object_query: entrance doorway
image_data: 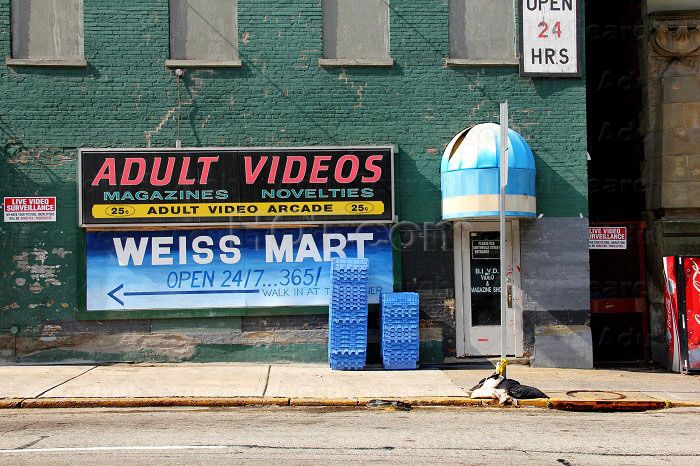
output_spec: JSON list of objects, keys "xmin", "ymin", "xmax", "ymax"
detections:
[{"xmin": 453, "ymin": 221, "xmax": 523, "ymax": 357}]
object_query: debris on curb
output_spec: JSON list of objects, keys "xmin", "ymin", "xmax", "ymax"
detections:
[{"xmin": 366, "ymin": 400, "xmax": 412, "ymax": 411}]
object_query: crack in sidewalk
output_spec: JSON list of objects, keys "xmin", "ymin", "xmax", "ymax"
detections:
[
  {"xmin": 32, "ymin": 366, "xmax": 98, "ymax": 399},
  {"xmin": 261, "ymin": 365, "xmax": 271, "ymax": 397}
]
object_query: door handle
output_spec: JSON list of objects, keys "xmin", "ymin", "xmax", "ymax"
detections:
[{"xmin": 507, "ymin": 285, "xmax": 513, "ymax": 308}]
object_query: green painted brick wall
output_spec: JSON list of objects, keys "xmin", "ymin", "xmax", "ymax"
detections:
[{"xmin": 0, "ymin": 1, "xmax": 587, "ymax": 346}]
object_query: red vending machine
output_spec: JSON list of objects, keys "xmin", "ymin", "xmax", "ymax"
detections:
[{"xmin": 663, "ymin": 256, "xmax": 700, "ymax": 373}]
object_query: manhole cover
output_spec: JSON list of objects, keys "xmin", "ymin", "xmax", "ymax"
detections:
[{"xmin": 565, "ymin": 390, "xmax": 626, "ymax": 400}]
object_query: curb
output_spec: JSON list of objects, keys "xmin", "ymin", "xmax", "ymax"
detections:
[
  {"xmin": 290, "ymin": 398, "xmax": 358, "ymax": 407},
  {"xmin": 18, "ymin": 397, "xmax": 290, "ymax": 409},
  {"xmin": 2, "ymin": 397, "xmax": 698, "ymax": 411},
  {"xmin": 0, "ymin": 399, "xmax": 23, "ymax": 409},
  {"xmin": 668, "ymin": 401, "xmax": 700, "ymax": 408},
  {"xmin": 537, "ymin": 399, "xmax": 670, "ymax": 412}
]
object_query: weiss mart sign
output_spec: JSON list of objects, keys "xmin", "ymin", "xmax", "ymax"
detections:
[
  {"xmin": 86, "ymin": 226, "xmax": 394, "ymax": 311},
  {"xmin": 519, "ymin": 0, "xmax": 580, "ymax": 77},
  {"xmin": 589, "ymin": 227, "xmax": 627, "ymax": 250},
  {"xmin": 3, "ymin": 197, "xmax": 56, "ymax": 222}
]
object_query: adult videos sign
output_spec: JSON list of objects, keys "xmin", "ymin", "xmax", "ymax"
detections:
[{"xmin": 79, "ymin": 147, "xmax": 394, "ymax": 226}]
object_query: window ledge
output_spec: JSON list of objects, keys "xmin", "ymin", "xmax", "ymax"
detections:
[
  {"xmin": 165, "ymin": 59, "xmax": 242, "ymax": 68},
  {"xmin": 319, "ymin": 58, "xmax": 394, "ymax": 67},
  {"xmin": 446, "ymin": 58, "xmax": 519, "ymax": 67},
  {"xmin": 6, "ymin": 58, "xmax": 88, "ymax": 67}
]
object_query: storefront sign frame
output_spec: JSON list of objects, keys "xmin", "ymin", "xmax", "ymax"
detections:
[
  {"xmin": 78, "ymin": 146, "xmax": 395, "ymax": 228},
  {"xmin": 518, "ymin": 0, "xmax": 581, "ymax": 78},
  {"xmin": 80, "ymin": 225, "xmax": 398, "ymax": 318}
]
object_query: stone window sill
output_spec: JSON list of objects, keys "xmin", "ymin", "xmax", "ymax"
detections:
[
  {"xmin": 165, "ymin": 59, "xmax": 242, "ymax": 68},
  {"xmin": 6, "ymin": 58, "xmax": 88, "ymax": 67},
  {"xmin": 446, "ymin": 58, "xmax": 519, "ymax": 66},
  {"xmin": 319, "ymin": 58, "xmax": 394, "ymax": 67}
]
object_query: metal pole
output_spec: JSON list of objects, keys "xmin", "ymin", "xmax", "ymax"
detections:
[{"xmin": 499, "ymin": 102, "xmax": 509, "ymax": 378}]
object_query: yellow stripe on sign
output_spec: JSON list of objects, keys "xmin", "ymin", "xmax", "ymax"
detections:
[{"xmin": 92, "ymin": 201, "xmax": 385, "ymax": 219}]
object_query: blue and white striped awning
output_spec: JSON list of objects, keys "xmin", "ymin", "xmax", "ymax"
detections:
[{"xmin": 441, "ymin": 123, "xmax": 536, "ymax": 220}]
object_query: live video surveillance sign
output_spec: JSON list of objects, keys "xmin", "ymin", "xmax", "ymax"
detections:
[{"xmin": 519, "ymin": 0, "xmax": 580, "ymax": 77}]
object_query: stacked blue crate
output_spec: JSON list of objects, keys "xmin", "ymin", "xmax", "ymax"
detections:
[
  {"xmin": 328, "ymin": 258, "xmax": 369, "ymax": 370},
  {"xmin": 380, "ymin": 292, "xmax": 420, "ymax": 370}
]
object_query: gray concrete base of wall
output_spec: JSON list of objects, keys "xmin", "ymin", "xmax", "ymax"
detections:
[
  {"xmin": 532, "ymin": 324, "xmax": 594, "ymax": 369},
  {"xmin": 520, "ymin": 217, "xmax": 593, "ymax": 368}
]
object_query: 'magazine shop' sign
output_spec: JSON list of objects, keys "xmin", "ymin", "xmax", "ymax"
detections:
[
  {"xmin": 86, "ymin": 226, "xmax": 394, "ymax": 311},
  {"xmin": 79, "ymin": 147, "xmax": 394, "ymax": 226},
  {"xmin": 519, "ymin": 0, "xmax": 580, "ymax": 77}
]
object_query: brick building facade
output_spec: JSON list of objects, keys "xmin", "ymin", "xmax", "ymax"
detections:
[{"xmin": 0, "ymin": 1, "xmax": 590, "ymax": 366}]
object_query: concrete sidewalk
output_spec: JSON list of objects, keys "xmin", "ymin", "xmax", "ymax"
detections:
[{"xmin": 1, "ymin": 363, "xmax": 698, "ymax": 410}]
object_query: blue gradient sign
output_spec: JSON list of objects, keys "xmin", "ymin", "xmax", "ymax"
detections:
[{"xmin": 86, "ymin": 226, "xmax": 393, "ymax": 311}]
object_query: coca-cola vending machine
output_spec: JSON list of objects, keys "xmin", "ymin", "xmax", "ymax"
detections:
[{"xmin": 663, "ymin": 256, "xmax": 700, "ymax": 373}]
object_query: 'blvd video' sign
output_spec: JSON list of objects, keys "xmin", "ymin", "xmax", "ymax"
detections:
[{"xmin": 519, "ymin": 0, "xmax": 580, "ymax": 77}]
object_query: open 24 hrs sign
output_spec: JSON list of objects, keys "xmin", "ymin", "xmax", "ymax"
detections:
[{"xmin": 519, "ymin": 0, "xmax": 580, "ymax": 77}]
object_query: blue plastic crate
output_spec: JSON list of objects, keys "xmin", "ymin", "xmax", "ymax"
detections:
[
  {"xmin": 382, "ymin": 341, "xmax": 419, "ymax": 353},
  {"xmin": 382, "ymin": 333, "xmax": 419, "ymax": 345},
  {"xmin": 330, "ymin": 309, "xmax": 366, "ymax": 319},
  {"xmin": 330, "ymin": 310, "xmax": 367, "ymax": 322},
  {"xmin": 329, "ymin": 357, "xmax": 366, "ymax": 371},
  {"xmin": 330, "ymin": 299, "xmax": 367, "ymax": 311},
  {"xmin": 329, "ymin": 348, "xmax": 366, "ymax": 357},
  {"xmin": 331, "ymin": 258, "xmax": 369, "ymax": 283},
  {"xmin": 380, "ymin": 294, "xmax": 419, "ymax": 327},
  {"xmin": 328, "ymin": 258, "xmax": 370, "ymax": 371},
  {"xmin": 331, "ymin": 257, "xmax": 369, "ymax": 272},
  {"xmin": 329, "ymin": 328, "xmax": 367, "ymax": 347},
  {"xmin": 381, "ymin": 321, "xmax": 417, "ymax": 334},
  {"xmin": 382, "ymin": 347, "xmax": 419, "ymax": 361},
  {"xmin": 382, "ymin": 343, "xmax": 418, "ymax": 354},
  {"xmin": 382, "ymin": 360, "xmax": 418, "ymax": 370},
  {"xmin": 330, "ymin": 314, "xmax": 367, "ymax": 323},
  {"xmin": 380, "ymin": 294, "xmax": 419, "ymax": 328},
  {"xmin": 381, "ymin": 292, "xmax": 419, "ymax": 310},
  {"xmin": 379, "ymin": 292, "xmax": 420, "ymax": 370},
  {"xmin": 329, "ymin": 317, "xmax": 367, "ymax": 337},
  {"xmin": 331, "ymin": 288, "xmax": 368, "ymax": 313},
  {"xmin": 381, "ymin": 311, "xmax": 419, "ymax": 322},
  {"xmin": 330, "ymin": 302, "xmax": 368, "ymax": 315},
  {"xmin": 331, "ymin": 284, "xmax": 368, "ymax": 301},
  {"xmin": 329, "ymin": 348, "xmax": 366, "ymax": 370}
]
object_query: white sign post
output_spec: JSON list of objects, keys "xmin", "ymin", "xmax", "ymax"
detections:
[
  {"xmin": 519, "ymin": 0, "xmax": 581, "ymax": 77},
  {"xmin": 499, "ymin": 102, "xmax": 509, "ymax": 376}
]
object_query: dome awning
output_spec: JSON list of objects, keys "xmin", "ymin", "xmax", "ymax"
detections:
[{"xmin": 441, "ymin": 123, "xmax": 536, "ymax": 220}]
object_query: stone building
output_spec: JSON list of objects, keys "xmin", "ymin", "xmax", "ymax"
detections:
[
  {"xmin": 640, "ymin": 1, "xmax": 700, "ymax": 364},
  {"xmin": 585, "ymin": 0, "xmax": 700, "ymax": 367}
]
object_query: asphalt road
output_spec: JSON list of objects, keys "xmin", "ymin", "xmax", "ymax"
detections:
[{"xmin": 0, "ymin": 407, "xmax": 698, "ymax": 465}]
